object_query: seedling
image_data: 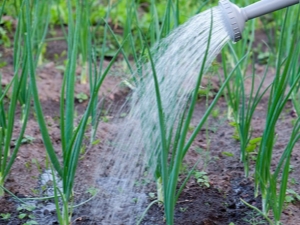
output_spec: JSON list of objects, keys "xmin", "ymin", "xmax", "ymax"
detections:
[
  {"xmin": 194, "ymin": 171, "xmax": 210, "ymax": 188},
  {"xmin": 86, "ymin": 187, "xmax": 98, "ymax": 196},
  {"xmin": 120, "ymin": 113, "xmax": 127, "ymax": 118},
  {"xmin": 179, "ymin": 207, "xmax": 188, "ymax": 212},
  {"xmin": 31, "ymin": 159, "xmax": 42, "ymax": 173},
  {"xmin": 211, "ymin": 107, "xmax": 220, "ymax": 118},
  {"xmin": 246, "ymin": 137, "xmax": 262, "ymax": 154},
  {"xmin": 288, "ymin": 165, "xmax": 294, "ymax": 173},
  {"xmin": 148, "ymin": 192, "xmax": 156, "ymax": 199},
  {"xmin": 229, "ymin": 121, "xmax": 240, "ymax": 141},
  {"xmin": 0, "ymin": 213, "xmax": 10, "ymax": 220},
  {"xmin": 75, "ymin": 92, "xmax": 88, "ymax": 103},
  {"xmin": 24, "ymin": 161, "xmax": 32, "ymax": 171},
  {"xmin": 91, "ymin": 139, "xmax": 101, "ymax": 145},
  {"xmin": 198, "ymin": 87, "xmax": 215, "ymax": 98},
  {"xmin": 18, "ymin": 213, "xmax": 27, "ymax": 219},
  {"xmin": 285, "ymin": 189, "xmax": 300, "ymax": 203},
  {"xmin": 101, "ymin": 116, "xmax": 110, "ymax": 123},
  {"xmin": 23, "ymin": 221, "xmax": 38, "ymax": 225},
  {"xmin": 30, "ymin": 188, "xmax": 39, "ymax": 196},
  {"xmin": 290, "ymin": 178, "xmax": 298, "ymax": 185},
  {"xmin": 222, "ymin": 152, "xmax": 234, "ymax": 157},
  {"xmin": 17, "ymin": 204, "xmax": 36, "ymax": 212},
  {"xmin": 80, "ymin": 146, "xmax": 86, "ymax": 155},
  {"xmin": 242, "ymin": 209, "xmax": 270, "ymax": 225}
]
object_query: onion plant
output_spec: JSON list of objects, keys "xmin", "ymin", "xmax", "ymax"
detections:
[
  {"xmin": 266, "ymin": 4, "xmax": 300, "ymax": 117},
  {"xmin": 145, "ymin": 11, "xmax": 246, "ymax": 224},
  {"xmin": 0, "ymin": 0, "xmax": 32, "ymax": 197},
  {"xmin": 219, "ymin": 9, "xmax": 261, "ymax": 178},
  {"xmin": 0, "ymin": 64, "xmax": 31, "ymax": 198},
  {"xmin": 24, "ymin": 0, "xmax": 124, "ymax": 223},
  {"xmin": 254, "ymin": 6, "xmax": 300, "ymax": 222},
  {"xmin": 237, "ymin": 60, "xmax": 270, "ymax": 177}
]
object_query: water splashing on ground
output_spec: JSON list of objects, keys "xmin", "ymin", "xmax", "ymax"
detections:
[{"xmin": 91, "ymin": 6, "xmax": 230, "ymax": 224}]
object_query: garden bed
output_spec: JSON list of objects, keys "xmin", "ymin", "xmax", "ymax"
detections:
[{"xmin": 0, "ymin": 56, "xmax": 300, "ymax": 224}]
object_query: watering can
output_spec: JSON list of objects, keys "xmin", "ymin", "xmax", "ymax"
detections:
[{"xmin": 219, "ymin": 0, "xmax": 300, "ymax": 42}]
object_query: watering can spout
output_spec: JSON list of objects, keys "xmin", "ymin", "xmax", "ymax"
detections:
[{"xmin": 219, "ymin": 0, "xmax": 300, "ymax": 42}]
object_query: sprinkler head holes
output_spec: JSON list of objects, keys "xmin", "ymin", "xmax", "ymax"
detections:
[
  {"xmin": 219, "ymin": 0, "xmax": 246, "ymax": 43},
  {"xmin": 219, "ymin": 0, "xmax": 300, "ymax": 42}
]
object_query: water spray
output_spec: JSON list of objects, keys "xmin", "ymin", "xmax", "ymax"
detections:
[{"xmin": 219, "ymin": 0, "xmax": 300, "ymax": 42}]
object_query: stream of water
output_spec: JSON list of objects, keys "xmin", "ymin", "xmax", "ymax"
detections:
[{"xmin": 91, "ymin": 6, "xmax": 230, "ymax": 224}]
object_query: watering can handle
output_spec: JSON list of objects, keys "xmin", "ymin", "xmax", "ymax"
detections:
[{"xmin": 242, "ymin": 0, "xmax": 300, "ymax": 21}]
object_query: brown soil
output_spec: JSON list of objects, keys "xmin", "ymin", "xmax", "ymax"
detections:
[{"xmin": 0, "ymin": 31, "xmax": 300, "ymax": 225}]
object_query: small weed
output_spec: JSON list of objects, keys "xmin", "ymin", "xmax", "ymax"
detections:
[
  {"xmin": 179, "ymin": 163, "xmax": 188, "ymax": 175},
  {"xmin": 0, "ymin": 26, "xmax": 11, "ymax": 48},
  {"xmin": 18, "ymin": 213, "xmax": 27, "ymax": 219},
  {"xmin": 0, "ymin": 213, "xmax": 11, "ymax": 220},
  {"xmin": 134, "ymin": 177, "xmax": 151, "ymax": 187},
  {"xmin": 290, "ymin": 178, "xmax": 298, "ymax": 185},
  {"xmin": 12, "ymin": 135, "xmax": 35, "ymax": 146},
  {"xmin": 0, "ymin": 60, "xmax": 7, "ymax": 68},
  {"xmin": 211, "ymin": 107, "xmax": 220, "ymax": 118},
  {"xmin": 21, "ymin": 135, "xmax": 35, "ymax": 144},
  {"xmin": 23, "ymin": 220, "xmax": 38, "ymax": 225},
  {"xmin": 80, "ymin": 146, "xmax": 86, "ymax": 155},
  {"xmin": 198, "ymin": 85, "xmax": 216, "ymax": 98},
  {"xmin": 101, "ymin": 116, "xmax": 110, "ymax": 122},
  {"xmin": 188, "ymin": 125, "xmax": 195, "ymax": 132},
  {"xmin": 24, "ymin": 161, "xmax": 32, "ymax": 171},
  {"xmin": 86, "ymin": 187, "xmax": 98, "ymax": 196},
  {"xmin": 120, "ymin": 113, "xmax": 127, "ymax": 118},
  {"xmin": 257, "ymin": 51, "xmax": 270, "ymax": 65},
  {"xmin": 41, "ymin": 184, "xmax": 47, "ymax": 192},
  {"xmin": 285, "ymin": 189, "xmax": 300, "ymax": 203},
  {"xmin": 31, "ymin": 159, "xmax": 42, "ymax": 173},
  {"xmin": 229, "ymin": 121, "xmax": 240, "ymax": 140},
  {"xmin": 148, "ymin": 192, "xmax": 156, "ymax": 199},
  {"xmin": 15, "ymin": 203, "xmax": 38, "ymax": 225},
  {"xmin": 194, "ymin": 171, "xmax": 210, "ymax": 188},
  {"xmin": 30, "ymin": 188, "xmax": 39, "ymax": 195},
  {"xmin": 28, "ymin": 214, "xmax": 35, "ymax": 219},
  {"xmin": 289, "ymin": 165, "xmax": 295, "ymax": 173},
  {"xmin": 92, "ymin": 139, "xmax": 101, "ymax": 145},
  {"xmin": 243, "ymin": 211, "xmax": 268, "ymax": 225},
  {"xmin": 246, "ymin": 137, "xmax": 262, "ymax": 154},
  {"xmin": 75, "ymin": 92, "xmax": 88, "ymax": 103},
  {"xmin": 179, "ymin": 207, "xmax": 188, "ymax": 212},
  {"xmin": 17, "ymin": 204, "xmax": 35, "ymax": 212},
  {"xmin": 222, "ymin": 151, "xmax": 234, "ymax": 157}
]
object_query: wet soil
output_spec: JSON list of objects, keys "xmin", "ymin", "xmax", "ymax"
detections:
[{"xmin": 1, "ymin": 30, "xmax": 300, "ymax": 225}]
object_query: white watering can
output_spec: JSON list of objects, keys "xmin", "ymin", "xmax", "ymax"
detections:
[{"xmin": 219, "ymin": 0, "xmax": 300, "ymax": 42}]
